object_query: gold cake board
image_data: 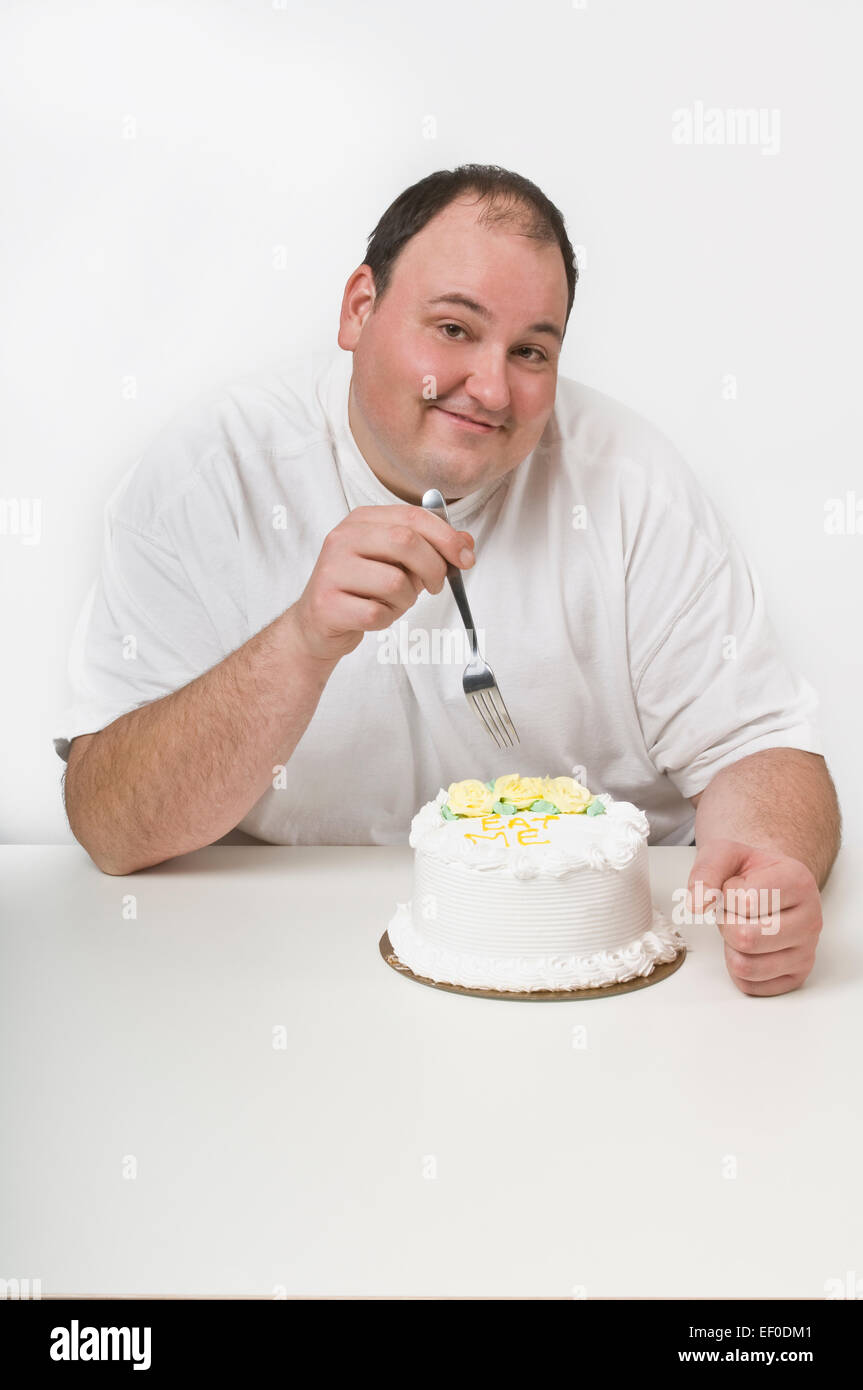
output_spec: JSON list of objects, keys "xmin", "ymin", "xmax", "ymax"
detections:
[{"xmin": 379, "ymin": 930, "xmax": 686, "ymax": 1002}]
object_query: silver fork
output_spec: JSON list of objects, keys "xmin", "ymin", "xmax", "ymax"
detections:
[{"xmin": 421, "ymin": 488, "xmax": 519, "ymax": 749}]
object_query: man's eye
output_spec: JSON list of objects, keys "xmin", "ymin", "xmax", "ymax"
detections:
[{"xmin": 438, "ymin": 324, "xmax": 547, "ymax": 362}]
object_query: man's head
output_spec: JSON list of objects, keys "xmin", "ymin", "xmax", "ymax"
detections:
[{"xmin": 337, "ymin": 164, "xmax": 577, "ymax": 504}]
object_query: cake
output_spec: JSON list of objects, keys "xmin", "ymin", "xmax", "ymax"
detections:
[{"xmin": 386, "ymin": 774, "xmax": 685, "ymax": 994}]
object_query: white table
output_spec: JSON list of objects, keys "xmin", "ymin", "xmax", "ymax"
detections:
[{"xmin": 1, "ymin": 843, "xmax": 859, "ymax": 1299}]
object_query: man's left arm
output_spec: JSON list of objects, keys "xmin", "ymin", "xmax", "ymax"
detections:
[{"xmin": 688, "ymin": 748, "xmax": 842, "ymax": 995}]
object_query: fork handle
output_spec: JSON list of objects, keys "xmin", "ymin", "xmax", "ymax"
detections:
[{"xmin": 421, "ymin": 489, "xmax": 480, "ymax": 659}]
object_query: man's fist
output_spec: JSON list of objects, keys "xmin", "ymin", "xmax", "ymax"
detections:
[
  {"xmin": 687, "ymin": 838, "xmax": 823, "ymax": 996},
  {"xmin": 289, "ymin": 503, "xmax": 476, "ymax": 664}
]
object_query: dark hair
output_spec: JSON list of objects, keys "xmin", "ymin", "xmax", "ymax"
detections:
[{"xmin": 363, "ymin": 163, "xmax": 578, "ymax": 338}]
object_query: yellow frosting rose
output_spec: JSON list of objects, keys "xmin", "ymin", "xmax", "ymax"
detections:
[
  {"xmin": 542, "ymin": 775, "xmax": 592, "ymax": 813},
  {"xmin": 446, "ymin": 779, "xmax": 496, "ymax": 817},
  {"xmin": 492, "ymin": 774, "xmax": 549, "ymax": 810}
]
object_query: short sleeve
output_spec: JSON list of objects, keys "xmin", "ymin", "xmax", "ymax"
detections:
[
  {"xmin": 53, "ymin": 510, "xmax": 229, "ymax": 762},
  {"xmin": 631, "ymin": 528, "xmax": 823, "ymax": 799}
]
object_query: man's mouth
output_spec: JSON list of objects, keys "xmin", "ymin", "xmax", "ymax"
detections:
[{"xmin": 433, "ymin": 406, "xmax": 500, "ymax": 434}]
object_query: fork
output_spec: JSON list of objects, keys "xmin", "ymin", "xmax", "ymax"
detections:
[{"xmin": 420, "ymin": 488, "xmax": 519, "ymax": 749}]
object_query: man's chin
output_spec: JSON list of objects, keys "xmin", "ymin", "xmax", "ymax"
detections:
[
  {"xmin": 413, "ymin": 453, "xmax": 505, "ymax": 498},
  {"xmin": 417, "ymin": 469, "xmax": 497, "ymax": 504}
]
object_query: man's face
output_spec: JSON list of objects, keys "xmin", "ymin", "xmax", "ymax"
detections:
[{"xmin": 337, "ymin": 196, "xmax": 568, "ymax": 504}]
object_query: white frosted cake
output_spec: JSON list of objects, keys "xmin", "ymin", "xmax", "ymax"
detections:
[{"xmin": 387, "ymin": 774, "xmax": 684, "ymax": 994}]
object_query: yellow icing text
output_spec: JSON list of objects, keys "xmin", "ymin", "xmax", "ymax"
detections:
[
  {"xmin": 464, "ymin": 831, "xmax": 509, "ymax": 847},
  {"xmin": 516, "ymin": 828, "xmax": 551, "ymax": 846},
  {"xmin": 463, "ymin": 813, "xmax": 557, "ymax": 849}
]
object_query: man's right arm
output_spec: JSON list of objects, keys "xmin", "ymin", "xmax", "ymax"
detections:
[
  {"xmin": 63, "ymin": 502, "xmax": 477, "ymax": 875},
  {"xmin": 63, "ymin": 606, "xmax": 340, "ymax": 875}
]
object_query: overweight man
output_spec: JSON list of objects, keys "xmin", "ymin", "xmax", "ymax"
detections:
[{"xmin": 55, "ymin": 163, "xmax": 841, "ymax": 996}]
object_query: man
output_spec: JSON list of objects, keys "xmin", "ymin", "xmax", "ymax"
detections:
[{"xmin": 55, "ymin": 164, "xmax": 841, "ymax": 995}]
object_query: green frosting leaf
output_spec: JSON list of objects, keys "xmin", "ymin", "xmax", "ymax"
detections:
[
  {"xmin": 485, "ymin": 779, "xmax": 496, "ymax": 791},
  {"xmin": 493, "ymin": 800, "xmax": 518, "ymax": 816},
  {"xmin": 528, "ymin": 799, "xmax": 559, "ymax": 813},
  {"xmin": 585, "ymin": 798, "xmax": 606, "ymax": 817},
  {"xmin": 441, "ymin": 803, "xmax": 459, "ymax": 820}
]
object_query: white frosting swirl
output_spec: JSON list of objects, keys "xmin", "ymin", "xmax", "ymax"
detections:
[{"xmin": 388, "ymin": 903, "xmax": 684, "ymax": 993}]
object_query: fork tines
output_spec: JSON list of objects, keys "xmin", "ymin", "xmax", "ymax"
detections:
[{"xmin": 468, "ymin": 685, "xmax": 519, "ymax": 748}]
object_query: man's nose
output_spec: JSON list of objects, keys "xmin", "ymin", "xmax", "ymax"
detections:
[{"xmin": 463, "ymin": 357, "xmax": 511, "ymax": 416}]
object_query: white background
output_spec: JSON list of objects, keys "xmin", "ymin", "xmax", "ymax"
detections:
[{"xmin": 1, "ymin": 0, "xmax": 860, "ymax": 844}]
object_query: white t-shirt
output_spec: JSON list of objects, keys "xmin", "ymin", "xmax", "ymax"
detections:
[{"xmin": 53, "ymin": 347, "xmax": 823, "ymax": 847}]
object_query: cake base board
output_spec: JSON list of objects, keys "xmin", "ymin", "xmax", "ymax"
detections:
[{"xmin": 378, "ymin": 930, "xmax": 686, "ymax": 1001}]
